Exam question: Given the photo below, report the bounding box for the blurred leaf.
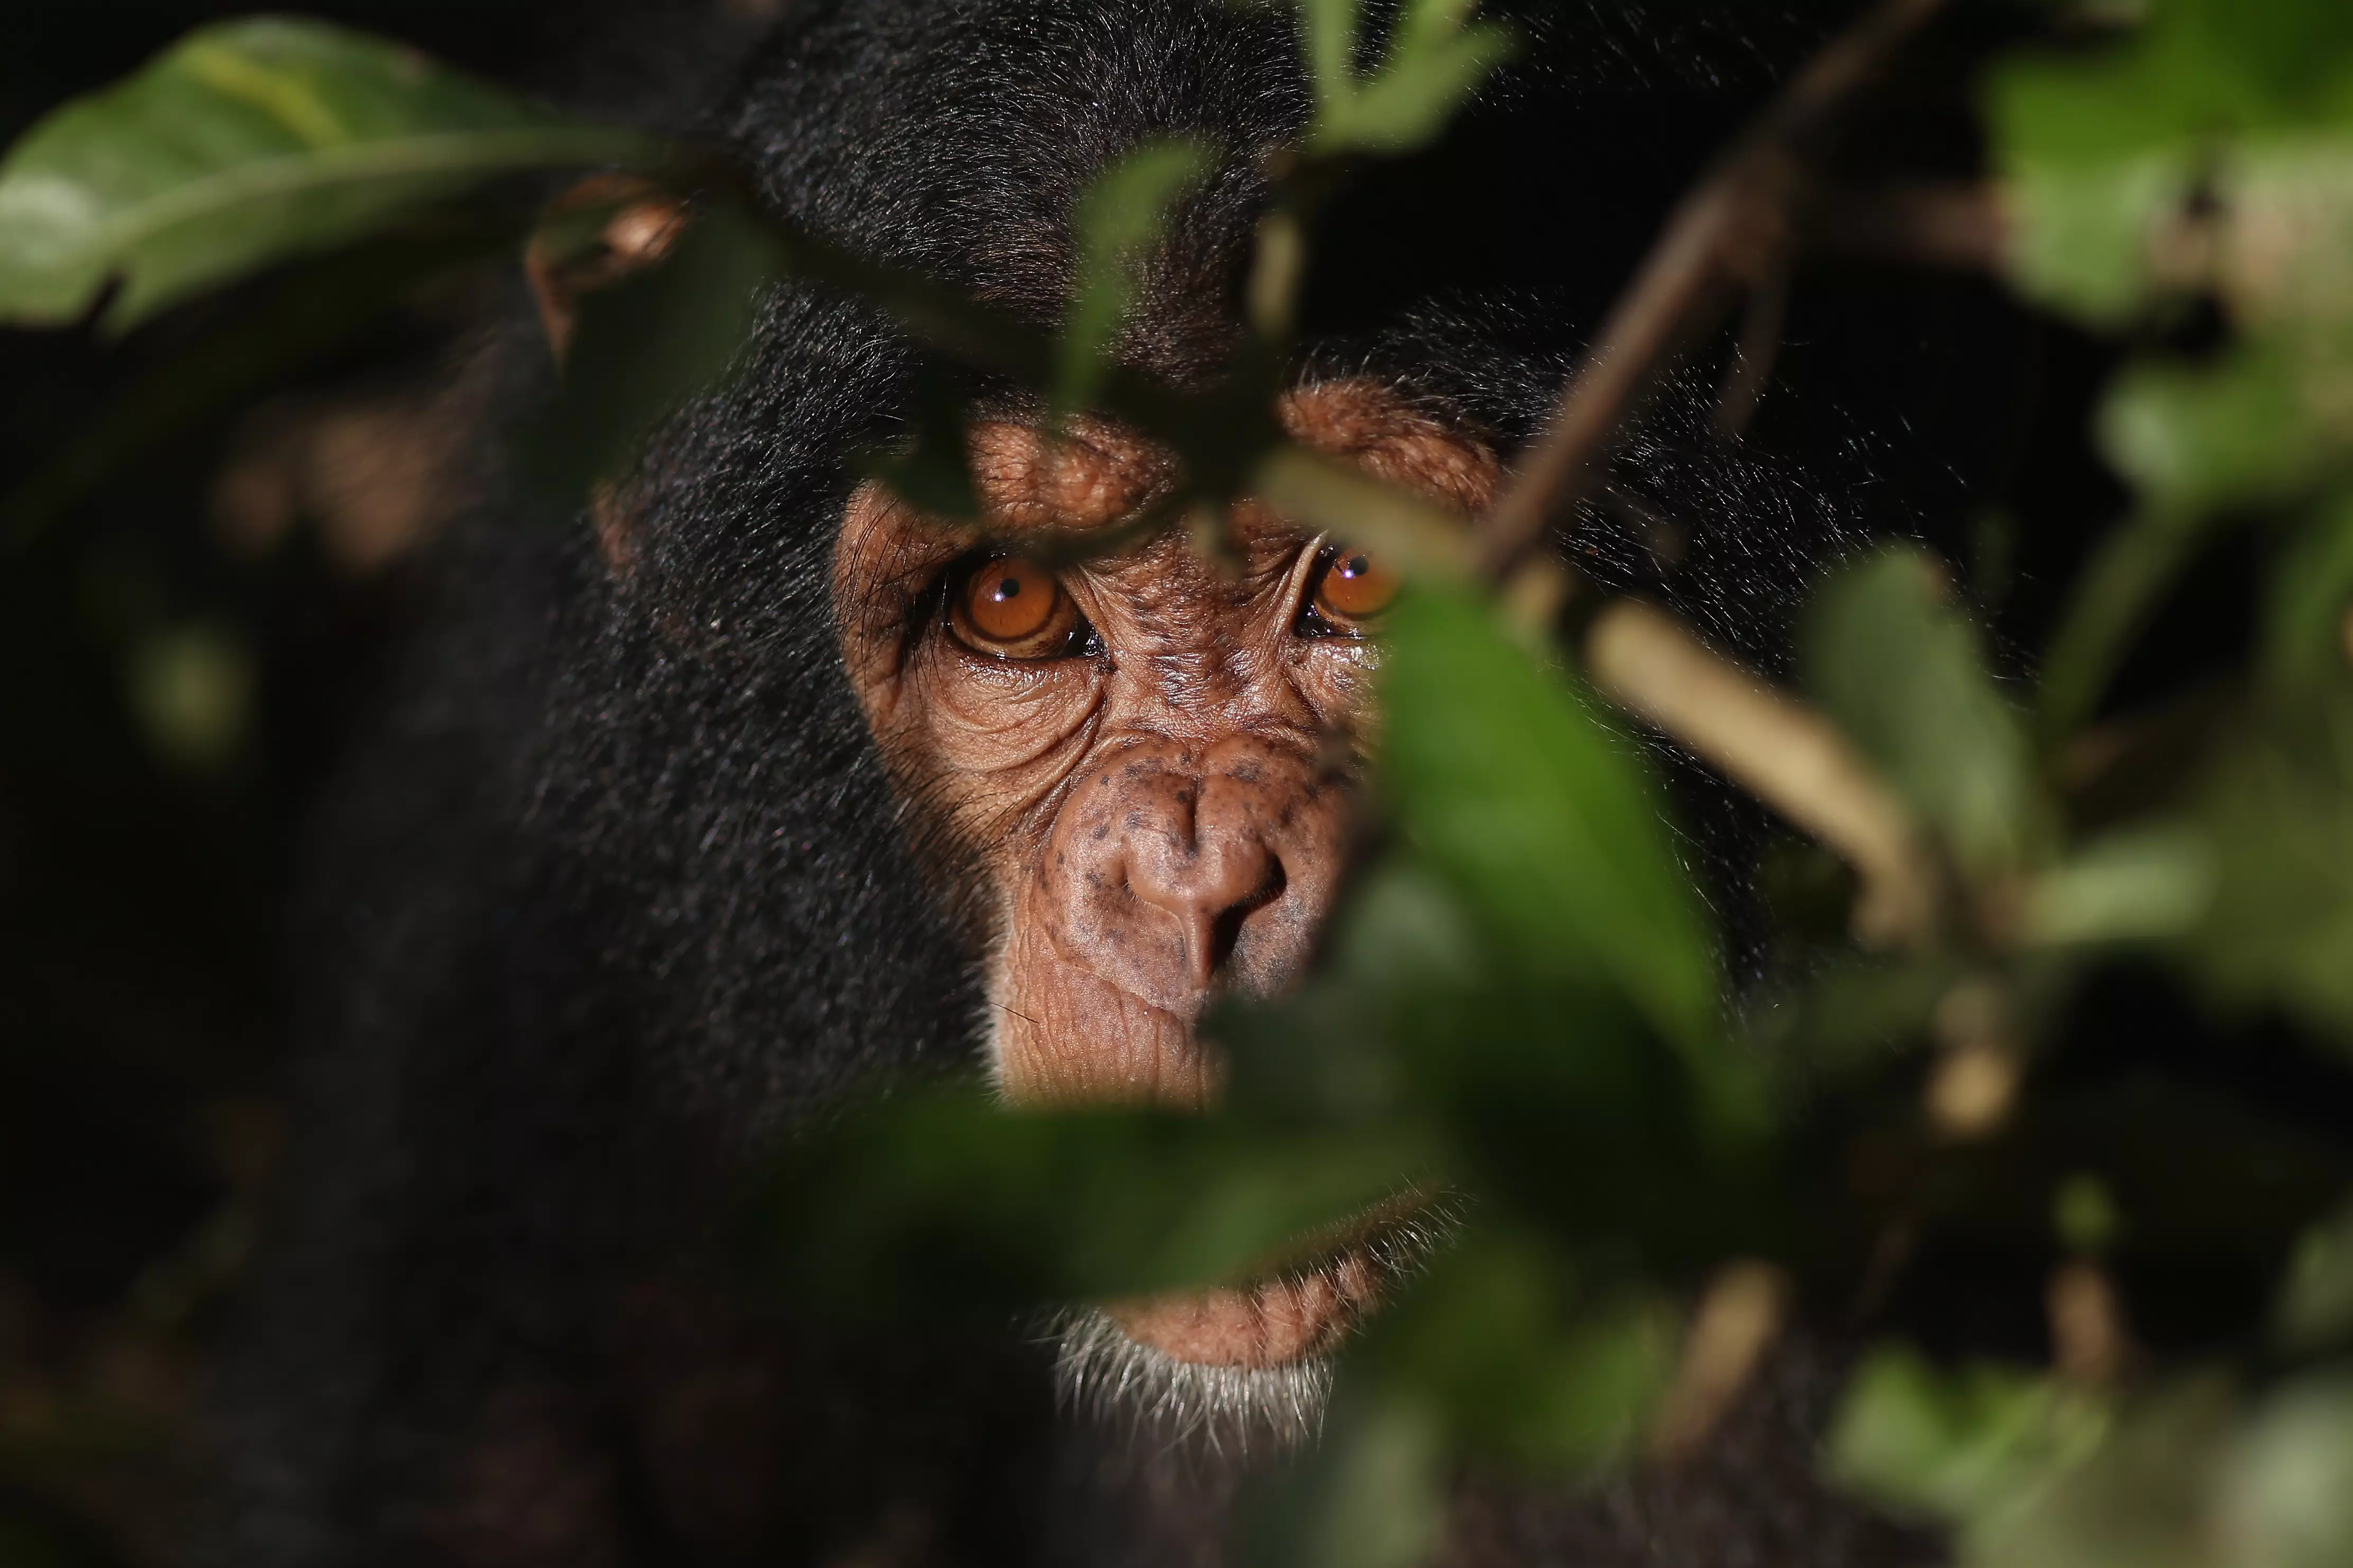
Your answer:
[744,1089,1439,1316]
[1826,1345,2111,1534]
[1242,1392,1446,1568]
[1056,137,1211,415]
[2001,153,2193,328]
[1744,955,1959,1084]
[2055,1172,2123,1257]
[2215,1371,2353,1568]
[0,18,650,333]
[2017,823,2214,948]
[1987,0,2353,325]
[1217,856,1764,1265]
[856,365,984,520]
[2100,345,2350,517]
[2037,507,2212,743]
[2188,689,2353,1037]
[1802,547,2038,879]
[1380,585,1729,1093]
[2264,489,2353,689]
[1353,1227,1676,1471]
[125,622,252,776]
[1968,1376,2232,1568]
[2275,1199,2353,1354]
[1299,0,1513,157]
[520,196,781,497]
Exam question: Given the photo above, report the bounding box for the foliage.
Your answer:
[0,19,649,333]
[7,1,2353,1565]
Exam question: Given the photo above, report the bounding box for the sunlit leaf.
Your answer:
[1802,548,2038,879]
[0,19,651,332]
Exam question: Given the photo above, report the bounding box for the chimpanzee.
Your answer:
[212,1,2007,1563]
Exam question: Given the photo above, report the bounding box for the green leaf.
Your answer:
[1300,0,1512,158]
[2000,153,2193,328]
[2265,489,2353,690]
[1353,1228,1676,1472]
[1968,1376,2231,1568]
[1055,136,1212,414]
[1802,547,2038,879]
[1242,1393,1447,1568]
[1745,955,1963,1083]
[2037,507,2214,744]
[2017,824,2215,948]
[2100,344,2349,517]
[2188,689,2353,1037]
[1985,1,2353,326]
[743,1089,1438,1316]
[1215,857,1765,1269]
[0,18,651,332]
[1826,1345,2111,1533]
[1378,585,1731,1108]
[2275,1200,2353,1353]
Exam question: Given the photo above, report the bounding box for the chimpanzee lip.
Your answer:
[1105,1197,1453,1369]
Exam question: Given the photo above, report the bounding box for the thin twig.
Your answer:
[1583,600,1938,948]
[1474,0,1953,577]
[1801,181,2009,272]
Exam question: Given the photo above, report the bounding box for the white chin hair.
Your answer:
[1047,1306,1334,1457]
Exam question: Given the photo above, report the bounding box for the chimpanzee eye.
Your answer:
[1302,544,1400,634]
[948,555,1088,659]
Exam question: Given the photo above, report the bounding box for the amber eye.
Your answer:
[1313,545,1400,623]
[951,555,1082,657]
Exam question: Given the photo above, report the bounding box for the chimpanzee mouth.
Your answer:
[1048,1200,1457,1453]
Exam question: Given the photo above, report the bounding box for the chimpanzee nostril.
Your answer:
[1039,736,1347,1013]
[1125,824,1285,990]
[1205,858,1288,980]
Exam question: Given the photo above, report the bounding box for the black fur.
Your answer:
[213,2,1997,1562]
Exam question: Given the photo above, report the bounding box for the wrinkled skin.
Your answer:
[834,384,1498,1366]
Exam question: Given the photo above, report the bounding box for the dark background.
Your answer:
[0,7,639,1560]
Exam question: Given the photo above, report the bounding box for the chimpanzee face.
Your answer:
[831,380,1497,1381]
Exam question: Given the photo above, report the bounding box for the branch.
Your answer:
[1582,600,1939,949]
[1473,0,1954,577]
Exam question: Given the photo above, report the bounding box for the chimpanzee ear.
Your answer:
[524,175,691,365]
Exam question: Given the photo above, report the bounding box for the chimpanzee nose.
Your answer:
[1124,792,1285,989]
[1039,734,1344,1014]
